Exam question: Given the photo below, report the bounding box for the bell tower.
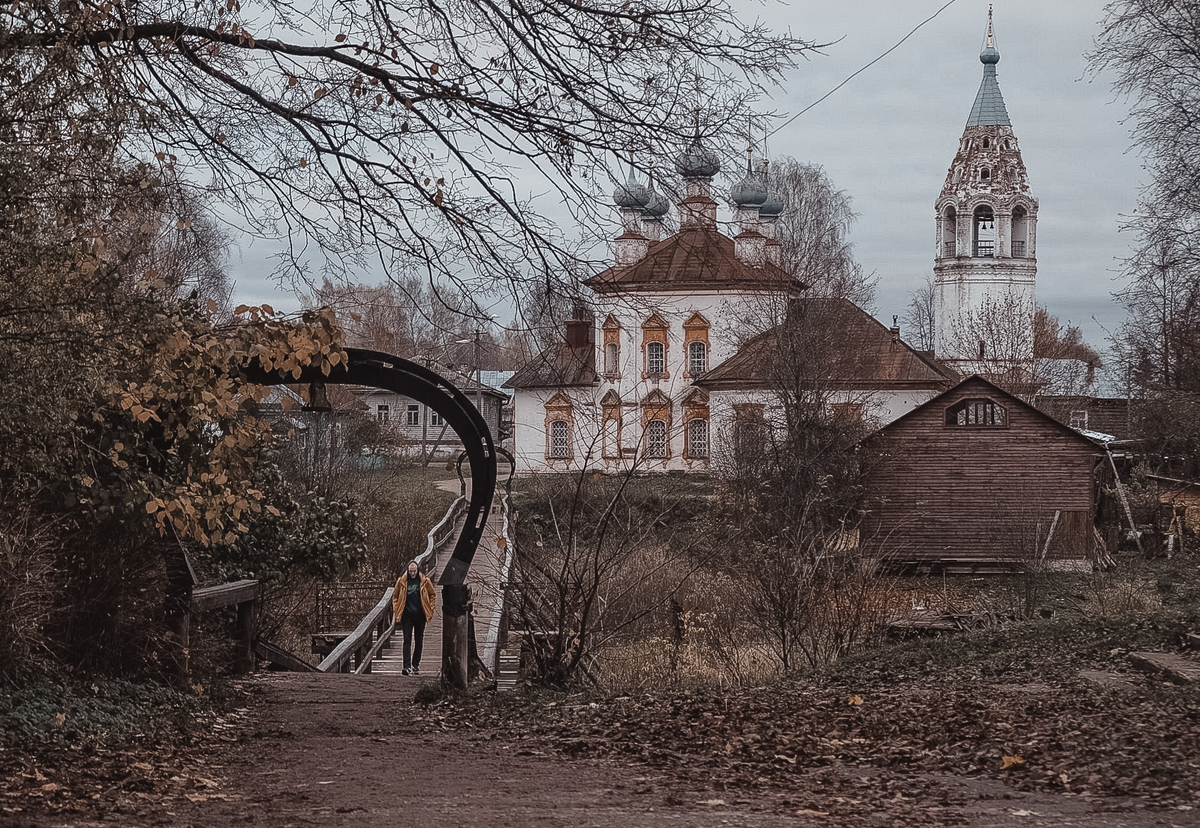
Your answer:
[933,9,1038,375]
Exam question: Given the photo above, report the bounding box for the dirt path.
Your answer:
[26,673,1200,828]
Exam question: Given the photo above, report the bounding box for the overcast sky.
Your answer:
[229,0,1142,352]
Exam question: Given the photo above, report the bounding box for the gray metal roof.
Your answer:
[965,61,1010,127]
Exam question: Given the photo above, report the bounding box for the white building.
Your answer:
[504,15,1043,474]
[933,11,1038,376]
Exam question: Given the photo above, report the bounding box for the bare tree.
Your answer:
[1,0,811,303]
[768,158,876,308]
[903,274,936,352]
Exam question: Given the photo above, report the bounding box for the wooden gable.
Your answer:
[860,376,1104,567]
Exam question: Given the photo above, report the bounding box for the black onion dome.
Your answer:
[613,171,650,210]
[642,189,669,219]
[731,164,768,207]
[675,137,721,180]
[758,190,784,218]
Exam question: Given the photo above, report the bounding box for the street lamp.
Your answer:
[454,329,484,430]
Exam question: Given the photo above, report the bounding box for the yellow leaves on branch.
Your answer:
[112,303,345,546]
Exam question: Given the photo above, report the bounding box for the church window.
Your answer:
[686,418,708,458]
[430,410,443,427]
[946,398,1007,427]
[982,137,990,149]
[641,314,669,379]
[688,341,707,376]
[647,341,665,375]
[645,419,668,459]
[973,205,995,257]
[980,167,991,182]
[602,316,621,376]
[549,420,571,457]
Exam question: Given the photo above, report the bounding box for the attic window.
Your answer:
[946,398,1007,427]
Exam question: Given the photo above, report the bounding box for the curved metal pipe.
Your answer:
[242,347,497,586]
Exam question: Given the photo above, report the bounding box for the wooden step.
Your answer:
[1129,651,1200,684]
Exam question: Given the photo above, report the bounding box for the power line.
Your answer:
[767,0,964,139]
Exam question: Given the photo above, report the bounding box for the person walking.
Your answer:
[392,561,436,675]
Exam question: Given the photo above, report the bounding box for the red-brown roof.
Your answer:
[584,228,803,294]
[696,298,956,391]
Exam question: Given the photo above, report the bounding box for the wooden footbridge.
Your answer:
[190,349,515,688]
[312,460,514,683]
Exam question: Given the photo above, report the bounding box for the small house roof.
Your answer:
[504,342,597,390]
[867,374,1107,449]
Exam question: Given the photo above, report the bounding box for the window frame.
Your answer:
[646,341,666,377]
[945,398,1008,428]
[687,341,707,376]
[686,418,708,458]
[548,419,572,458]
[406,404,420,426]
[376,404,390,423]
[644,418,668,459]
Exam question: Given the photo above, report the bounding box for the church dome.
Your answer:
[642,190,670,219]
[613,170,650,210]
[980,43,1000,65]
[759,190,784,218]
[731,164,768,208]
[675,137,721,180]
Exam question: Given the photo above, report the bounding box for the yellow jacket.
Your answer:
[392,571,436,622]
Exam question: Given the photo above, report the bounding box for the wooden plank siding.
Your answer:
[860,376,1105,566]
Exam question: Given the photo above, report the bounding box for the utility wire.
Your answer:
[767,0,964,139]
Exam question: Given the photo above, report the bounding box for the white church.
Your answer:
[505,13,1039,473]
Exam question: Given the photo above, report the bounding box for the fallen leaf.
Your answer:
[54,713,65,727]
[1001,754,1025,769]
[774,754,797,764]
[847,695,863,706]
[699,799,726,806]
[796,809,828,817]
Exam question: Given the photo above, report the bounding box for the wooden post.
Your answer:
[442,584,471,690]
[234,597,257,674]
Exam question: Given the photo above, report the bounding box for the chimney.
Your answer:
[565,305,595,349]
[890,315,901,343]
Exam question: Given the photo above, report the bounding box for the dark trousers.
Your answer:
[401,612,426,669]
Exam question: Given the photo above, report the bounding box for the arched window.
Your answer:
[688,341,707,376]
[1011,205,1029,258]
[982,137,990,149]
[602,315,621,376]
[549,420,571,457]
[945,398,1007,427]
[941,206,957,257]
[646,341,665,376]
[604,342,618,374]
[980,167,991,182]
[973,205,995,258]
[687,418,708,458]
[645,419,668,458]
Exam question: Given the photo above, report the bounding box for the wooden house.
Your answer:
[859,375,1106,569]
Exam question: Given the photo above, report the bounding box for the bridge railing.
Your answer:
[190,579,259,674]
[415,495,466,574]
[318,588,395,674]
[317,492,468,673]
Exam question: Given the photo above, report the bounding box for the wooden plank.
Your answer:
[191,579,259,612]
[1129,652,1200,684]
[255,639,319,672]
